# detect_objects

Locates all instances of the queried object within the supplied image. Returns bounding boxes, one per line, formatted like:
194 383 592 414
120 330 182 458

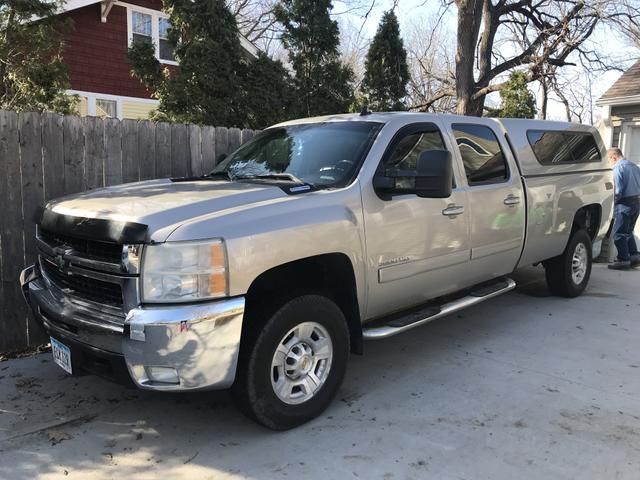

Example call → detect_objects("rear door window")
452 124 509 186
527 131 601 165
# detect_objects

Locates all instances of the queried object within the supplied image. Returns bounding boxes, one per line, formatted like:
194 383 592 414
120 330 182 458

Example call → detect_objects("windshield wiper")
234 173 306 184
172 171 232 182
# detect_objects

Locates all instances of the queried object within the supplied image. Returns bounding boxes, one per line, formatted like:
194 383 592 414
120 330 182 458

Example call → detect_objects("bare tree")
338 17 369 90
447 0 640 116
226 0 281 54
404 12 457 112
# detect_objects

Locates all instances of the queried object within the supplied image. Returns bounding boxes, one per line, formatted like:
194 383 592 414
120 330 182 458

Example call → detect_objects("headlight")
141 239 227 303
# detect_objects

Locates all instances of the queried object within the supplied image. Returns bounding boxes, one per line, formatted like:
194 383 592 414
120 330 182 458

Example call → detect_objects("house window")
158 17 174 61
128 7 176 65
96 99 117 118
132 11 152 45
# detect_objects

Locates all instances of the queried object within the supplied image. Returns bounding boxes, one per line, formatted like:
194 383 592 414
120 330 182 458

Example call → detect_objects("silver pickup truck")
20 112 614 429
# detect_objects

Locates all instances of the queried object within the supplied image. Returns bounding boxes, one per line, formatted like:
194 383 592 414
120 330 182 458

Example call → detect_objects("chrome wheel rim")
572 242 588 285
270 322 333 405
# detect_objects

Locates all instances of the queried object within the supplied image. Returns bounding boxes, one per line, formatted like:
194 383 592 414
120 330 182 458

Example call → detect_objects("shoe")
608 261 631 270
631 255 640 268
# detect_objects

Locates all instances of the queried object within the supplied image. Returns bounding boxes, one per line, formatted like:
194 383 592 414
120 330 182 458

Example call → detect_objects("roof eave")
596 94 640 107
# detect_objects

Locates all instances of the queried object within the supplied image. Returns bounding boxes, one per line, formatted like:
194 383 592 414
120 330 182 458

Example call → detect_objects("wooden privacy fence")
0 110 257 352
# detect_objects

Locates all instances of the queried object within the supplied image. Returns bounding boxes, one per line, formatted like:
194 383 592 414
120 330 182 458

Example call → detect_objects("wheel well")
572 204 601 241
243 254 363 355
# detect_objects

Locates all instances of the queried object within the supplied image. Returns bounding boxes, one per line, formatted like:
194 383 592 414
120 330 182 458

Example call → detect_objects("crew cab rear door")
443 120 525 279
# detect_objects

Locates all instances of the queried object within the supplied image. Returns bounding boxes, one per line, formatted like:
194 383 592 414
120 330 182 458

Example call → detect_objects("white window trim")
621 120 640 159
119 1 178 66
67 90 160 120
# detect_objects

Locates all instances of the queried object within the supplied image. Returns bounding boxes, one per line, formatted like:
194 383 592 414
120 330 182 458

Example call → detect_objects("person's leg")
628 201 639 256
628 201 640 267
611 204 632 269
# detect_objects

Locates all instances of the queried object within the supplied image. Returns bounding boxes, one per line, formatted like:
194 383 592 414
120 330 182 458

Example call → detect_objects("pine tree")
0 0 76 113
490 71 536 119
362 10 410 112
275 0 354 117
241 53 294 129
128 0 293 128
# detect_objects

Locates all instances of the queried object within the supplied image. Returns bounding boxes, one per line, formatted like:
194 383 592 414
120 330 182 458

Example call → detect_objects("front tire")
232 295 349 430
544 229 592 298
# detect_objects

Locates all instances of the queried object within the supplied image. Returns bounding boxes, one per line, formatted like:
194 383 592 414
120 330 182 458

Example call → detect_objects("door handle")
442 204 465 217
504 195 521 206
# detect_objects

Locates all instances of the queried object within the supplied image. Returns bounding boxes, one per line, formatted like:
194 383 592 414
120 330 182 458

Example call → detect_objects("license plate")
50 337 73 374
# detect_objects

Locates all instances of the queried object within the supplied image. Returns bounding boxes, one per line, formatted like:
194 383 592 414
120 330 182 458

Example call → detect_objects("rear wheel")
544 229 592 298
232 295 349 430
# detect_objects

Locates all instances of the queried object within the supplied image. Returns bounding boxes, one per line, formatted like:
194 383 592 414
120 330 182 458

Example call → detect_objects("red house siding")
62 0 165 99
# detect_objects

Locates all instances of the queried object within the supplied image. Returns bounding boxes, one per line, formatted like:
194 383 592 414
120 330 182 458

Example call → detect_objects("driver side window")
383 127 454 191
386 130 446 170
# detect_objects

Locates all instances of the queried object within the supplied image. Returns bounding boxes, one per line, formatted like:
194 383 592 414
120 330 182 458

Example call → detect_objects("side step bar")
363 277 516 340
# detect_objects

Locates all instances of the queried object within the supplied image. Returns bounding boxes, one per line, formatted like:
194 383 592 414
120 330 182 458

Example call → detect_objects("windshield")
211 122 382 188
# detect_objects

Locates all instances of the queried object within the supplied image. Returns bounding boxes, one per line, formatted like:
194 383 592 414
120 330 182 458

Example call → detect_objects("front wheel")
231 295 350 430
544 229 592 298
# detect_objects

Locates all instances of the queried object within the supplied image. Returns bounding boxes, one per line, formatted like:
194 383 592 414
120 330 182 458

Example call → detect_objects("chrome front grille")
40 259 124 308
36 229 139 322
39 228 124 264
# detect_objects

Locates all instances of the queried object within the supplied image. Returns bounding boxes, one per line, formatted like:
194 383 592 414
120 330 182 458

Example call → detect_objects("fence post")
42 112 65 202
171 123 189 177
241 129 255 144
122 119 140 183
202 126 216 173
0 110 28 351
84 116 105 190
228 127 242 153
189 124 203 177
215 127 229 161
19 112 44 267
138 120 156 181
156 122 172 178
104 117 123 186
63 115 85 195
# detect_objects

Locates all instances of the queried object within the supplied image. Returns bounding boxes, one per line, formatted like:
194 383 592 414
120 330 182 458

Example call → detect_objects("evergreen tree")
362 10 410 112
242 53 294 129
0 0 76 113
490 71 536 119
128 0 293 128
275 0 354 117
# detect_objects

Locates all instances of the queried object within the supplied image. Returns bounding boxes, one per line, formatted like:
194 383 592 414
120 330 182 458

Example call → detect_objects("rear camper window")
527 131 601 165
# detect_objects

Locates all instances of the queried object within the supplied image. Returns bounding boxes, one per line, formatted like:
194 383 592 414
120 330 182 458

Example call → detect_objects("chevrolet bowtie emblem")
54 248 74 273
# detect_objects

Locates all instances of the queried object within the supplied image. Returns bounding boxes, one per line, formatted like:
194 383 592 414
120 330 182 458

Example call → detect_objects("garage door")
627 126 640 165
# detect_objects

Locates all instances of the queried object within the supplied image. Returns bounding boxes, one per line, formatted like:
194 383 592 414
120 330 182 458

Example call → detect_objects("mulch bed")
0 344 51 362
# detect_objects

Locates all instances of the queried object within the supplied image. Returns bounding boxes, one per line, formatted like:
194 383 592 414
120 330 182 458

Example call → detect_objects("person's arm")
613 163 623 203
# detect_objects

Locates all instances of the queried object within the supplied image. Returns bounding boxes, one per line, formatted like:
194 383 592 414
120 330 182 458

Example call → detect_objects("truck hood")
46 179 290 242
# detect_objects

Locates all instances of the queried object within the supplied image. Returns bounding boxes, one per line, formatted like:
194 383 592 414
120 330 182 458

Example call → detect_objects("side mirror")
374 149 453 199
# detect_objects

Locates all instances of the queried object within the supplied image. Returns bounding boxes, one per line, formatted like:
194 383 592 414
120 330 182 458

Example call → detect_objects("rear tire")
231 295 349 430
544 229 592 298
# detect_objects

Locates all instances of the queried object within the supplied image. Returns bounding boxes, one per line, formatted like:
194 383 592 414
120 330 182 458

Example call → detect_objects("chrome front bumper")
20 265 245 392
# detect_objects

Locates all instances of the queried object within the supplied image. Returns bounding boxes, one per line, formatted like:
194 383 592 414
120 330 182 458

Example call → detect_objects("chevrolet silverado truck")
20 113 614 430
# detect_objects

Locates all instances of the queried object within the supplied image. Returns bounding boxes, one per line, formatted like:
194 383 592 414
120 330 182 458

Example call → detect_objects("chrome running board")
362 277 516 340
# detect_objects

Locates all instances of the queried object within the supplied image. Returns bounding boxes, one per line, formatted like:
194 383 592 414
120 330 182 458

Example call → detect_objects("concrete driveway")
1 265 639 480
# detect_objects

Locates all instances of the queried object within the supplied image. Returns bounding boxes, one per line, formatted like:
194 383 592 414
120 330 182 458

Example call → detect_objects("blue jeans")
613 197 640 262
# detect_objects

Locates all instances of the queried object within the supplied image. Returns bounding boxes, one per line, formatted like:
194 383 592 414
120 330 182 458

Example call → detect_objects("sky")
337 0 638 123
